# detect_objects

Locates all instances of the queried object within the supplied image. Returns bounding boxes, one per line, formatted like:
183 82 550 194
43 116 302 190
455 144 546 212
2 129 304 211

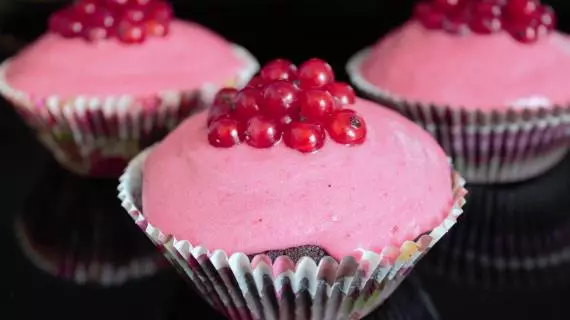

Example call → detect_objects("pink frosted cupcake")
0 0 258 177
347 0 570 183
119 58 467 319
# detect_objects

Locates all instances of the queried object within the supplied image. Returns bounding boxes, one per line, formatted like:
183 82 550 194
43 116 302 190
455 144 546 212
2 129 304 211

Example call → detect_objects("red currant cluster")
207 58 367 153
414 0 556 43
48 0 173 44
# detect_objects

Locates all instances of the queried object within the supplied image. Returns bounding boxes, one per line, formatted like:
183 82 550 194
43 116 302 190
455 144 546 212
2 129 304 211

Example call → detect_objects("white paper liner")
118 147 467 319
347 48 570 184
0 45 259 177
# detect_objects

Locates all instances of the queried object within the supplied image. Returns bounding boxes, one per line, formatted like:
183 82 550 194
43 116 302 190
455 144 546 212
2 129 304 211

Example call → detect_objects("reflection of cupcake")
15 160 167 286
419 154 570 289
119 58 467 319
0 0 258 177
347 0 570 183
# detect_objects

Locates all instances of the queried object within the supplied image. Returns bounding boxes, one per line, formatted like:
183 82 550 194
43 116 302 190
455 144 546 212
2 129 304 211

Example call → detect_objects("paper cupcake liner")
118 147 467 319
0 45 259 178
417 155 570 288
347 48 570 184
13 161 169 286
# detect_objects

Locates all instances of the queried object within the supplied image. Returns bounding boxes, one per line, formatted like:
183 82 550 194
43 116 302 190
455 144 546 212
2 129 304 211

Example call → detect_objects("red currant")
234 88 262 122
505 0 539 23
433 0 462 13
262 81 299 119
508 19 540 43
208 118 243 148
207 101 233 126
443 7 470 35
535 5 556 32
117 20 146 44
49 9 85 38
469 3 502 35
325 82 356 107
246 76 267 89
244 116 282 148
213 88 239 106
82 8 116 41
147 1 173 21
284 121 325 153
298 58 335 89
326 109 367 146
74 0 99 16
146 19 169 37
299 89 335 123
121 4 147 23
260 59 297 82
415 2 446 30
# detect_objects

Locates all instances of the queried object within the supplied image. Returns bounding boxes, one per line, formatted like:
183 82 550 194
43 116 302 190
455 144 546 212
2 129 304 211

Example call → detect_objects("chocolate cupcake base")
347 48 570 184
118 148 467 319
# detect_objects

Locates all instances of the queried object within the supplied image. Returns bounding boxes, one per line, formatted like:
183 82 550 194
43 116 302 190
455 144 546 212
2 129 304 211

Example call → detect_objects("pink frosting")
142 99 453 261
5 20 247 97
361 21 570 110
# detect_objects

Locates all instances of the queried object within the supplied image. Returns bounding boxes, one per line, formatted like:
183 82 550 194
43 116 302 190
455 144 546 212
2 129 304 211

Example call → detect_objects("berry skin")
413 2 445 30
208 118 243 148
262 81 300 119
146 19 170 37
246 76 267 89
82 8 116 41
213 88 239 106
147 1 174 21
75 0 99 16
284 121 326 153
121 4 147 23
535 5 556 31
298 58 335 89
433 0 461 13
234 88 262 122
326 109 367 146
505 0 539 21
326 82 356 107
207 102 233 126
49 9 84 38
117 20 146 44
260 59 298 82
244 116 282 148
299 89 336 122
508 19 540 43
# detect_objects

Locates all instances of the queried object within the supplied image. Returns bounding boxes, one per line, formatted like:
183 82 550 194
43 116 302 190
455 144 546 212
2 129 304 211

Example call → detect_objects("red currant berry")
133 0 154 5
535 5 556 32
299 89 335 123
326 109 367 146
208 118 243 148
102 0 130 9
49 9 84 38
146 19 169 37
74 0 99 16
443 7 470 35
147 1 173 21
432 0 462 13
298 58 335 89
82 8 116 41
508 20 540 43
262 81 299 119
413 2 445 30
234 88 262 122
284 121 325 153
246 76 267 89
325 82 356 107
469 3 502 35
117 20 146 44
213 88 239 106
505 0 539 22
244 116 282 148
207 101 233 126
121 4 147 23
260 59 297 82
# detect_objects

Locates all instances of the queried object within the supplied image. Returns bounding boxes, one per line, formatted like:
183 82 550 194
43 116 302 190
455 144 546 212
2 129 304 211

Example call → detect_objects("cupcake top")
142 59 454 261
357 0 570 110
4 0 250 98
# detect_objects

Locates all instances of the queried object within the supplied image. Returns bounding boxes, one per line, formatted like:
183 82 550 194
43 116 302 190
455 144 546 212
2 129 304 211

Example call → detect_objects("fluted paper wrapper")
0 45 258 178
347 48 570 184
118 148 467 319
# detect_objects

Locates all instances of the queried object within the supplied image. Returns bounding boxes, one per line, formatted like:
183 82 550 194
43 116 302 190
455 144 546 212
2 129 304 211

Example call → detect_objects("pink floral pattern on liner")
0 46 259 177
118 148 467 319
347 49 570 183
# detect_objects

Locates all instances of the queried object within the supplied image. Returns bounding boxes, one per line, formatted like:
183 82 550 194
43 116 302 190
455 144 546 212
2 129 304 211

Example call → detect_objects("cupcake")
0 0 258 177
119 58 467 319
347 0 570 183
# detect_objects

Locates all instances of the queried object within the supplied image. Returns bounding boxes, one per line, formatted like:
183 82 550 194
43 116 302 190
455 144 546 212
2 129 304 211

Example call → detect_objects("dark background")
1 0 570 319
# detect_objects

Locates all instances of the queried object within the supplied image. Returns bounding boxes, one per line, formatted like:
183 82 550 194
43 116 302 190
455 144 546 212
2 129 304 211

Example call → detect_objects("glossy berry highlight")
413 0 556 43
49 0 174 44
206 58 367 152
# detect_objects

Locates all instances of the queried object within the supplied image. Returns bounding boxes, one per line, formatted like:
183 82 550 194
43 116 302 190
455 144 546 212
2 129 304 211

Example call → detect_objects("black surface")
1 1 570 319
